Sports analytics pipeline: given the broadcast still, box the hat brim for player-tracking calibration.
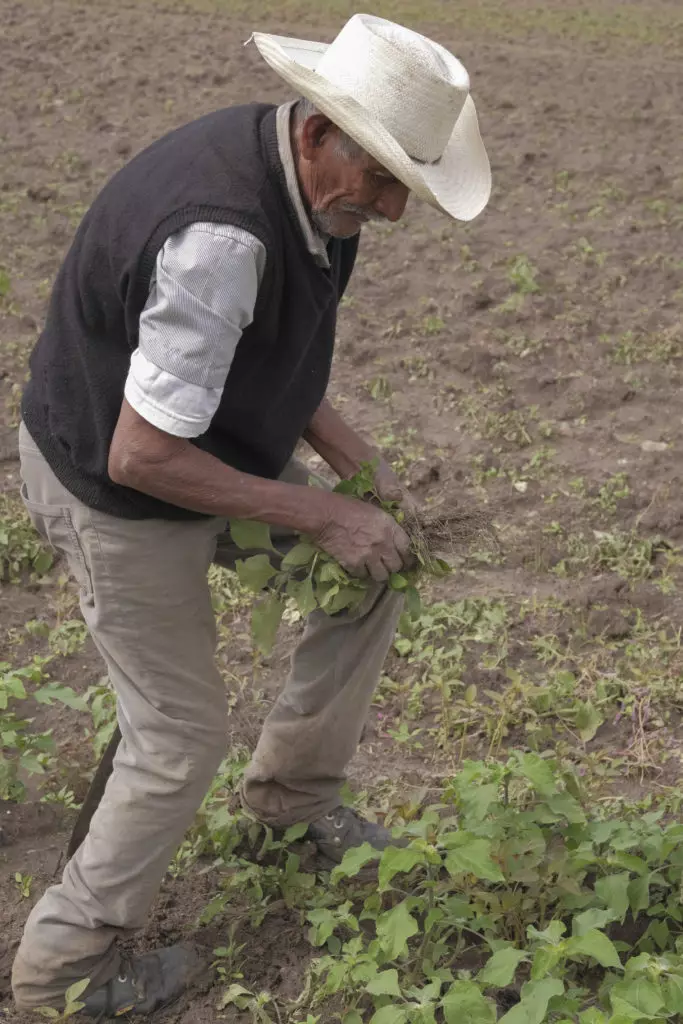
[250,31,491,222]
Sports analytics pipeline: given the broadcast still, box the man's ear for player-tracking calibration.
[298,113,335,162]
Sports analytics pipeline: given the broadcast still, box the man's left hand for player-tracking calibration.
[373,459,418,513]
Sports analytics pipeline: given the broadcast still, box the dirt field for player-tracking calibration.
[2,0,683,1020]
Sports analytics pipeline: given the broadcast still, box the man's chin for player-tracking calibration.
[312,210,364,239]
[330,223,363,239]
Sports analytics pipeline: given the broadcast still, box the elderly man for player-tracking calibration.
[12,12,490,1017]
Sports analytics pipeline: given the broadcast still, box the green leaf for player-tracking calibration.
[574,701,604,742]
[527,920,566,945]
[366,969,402,997]
[610,978,665,1018]
[443,832,504,882]
[235,554,276,591]
[627,874,650,913]
[509,752,556,797]
[595,872,630,920]
[376,901,420,959]
[34,1009,61,1019]
[567,929,622,969]
[378,845,427,891]
[442,981,497,1024]
[281,542,317,568]
[405,586,422,619]
[219,983,253,1009]
[663,974,683,1014]
[530,945,564,981]
[458,782,499,825]
[283,821,309,843]
[389,573,409,590]
[477,947,527,988]
[609,852,648,875]
[65,979,90,1004]
[307,907,338,947]
[33,549,54,575]
[229,519,275,552]
[287,576,318,617]
[322,585,366,615]
[251,595,285,655]
[33,684,88,712]
[499,978,565,1024]
[572,908,619,937]
[319,561,348,583]
[334,478,357,495]
[330,842,378,883]
[343,1014,364,1024]
[543,790,586,824]
[20,754,46,774]
[645,919,669,951]
[369,1007,408,1024]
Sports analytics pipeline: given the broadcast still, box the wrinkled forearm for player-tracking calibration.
[303,398,378,479]
[109,398,334,534]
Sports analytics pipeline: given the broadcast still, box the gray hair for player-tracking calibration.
[293,98,366,161]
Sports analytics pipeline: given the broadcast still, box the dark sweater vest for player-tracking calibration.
[22,104,358,519]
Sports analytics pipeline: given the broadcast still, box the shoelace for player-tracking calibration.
[117,956,133,985]
[323,810,348,830]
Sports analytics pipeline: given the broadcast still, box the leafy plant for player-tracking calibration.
[0,656,88,800]
[84,680,118,758]
[508,255,541,295]
[14,871,32,898]
[271,753,683,1022]
[229,462,450,654]
[35,979,90,1019]
[0,494,53,581]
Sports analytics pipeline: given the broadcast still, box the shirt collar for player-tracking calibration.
[276,101,330,270]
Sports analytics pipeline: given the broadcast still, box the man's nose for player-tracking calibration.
[374,183,410,222]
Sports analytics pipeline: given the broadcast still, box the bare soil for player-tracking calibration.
[1,0,683,1019]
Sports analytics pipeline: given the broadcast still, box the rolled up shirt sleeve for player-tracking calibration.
[124,222,266,438]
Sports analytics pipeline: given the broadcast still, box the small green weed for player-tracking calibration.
[552,530,667,582]
[609,328,683,365]
[507,255,541,295]
[0,494,54,581]
[14,871,32,898]
[0,656,87,800]
[35,979,89,1020]
[421,313,446,335]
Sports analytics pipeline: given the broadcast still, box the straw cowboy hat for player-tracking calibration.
[249,13,491,222]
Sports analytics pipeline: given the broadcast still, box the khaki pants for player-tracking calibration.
[12,424,403,1009]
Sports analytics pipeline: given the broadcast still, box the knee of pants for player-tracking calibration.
[116,723,227,792]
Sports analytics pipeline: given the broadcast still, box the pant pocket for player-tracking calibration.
[20,482,94,600]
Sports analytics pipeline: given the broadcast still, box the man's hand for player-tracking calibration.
[304,399,417,512]
[314,493,413,582]
[373,459,418,513]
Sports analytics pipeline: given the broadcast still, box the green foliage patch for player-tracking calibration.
[198,755,683,1023]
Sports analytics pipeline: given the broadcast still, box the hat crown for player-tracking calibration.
[315,14,469,163]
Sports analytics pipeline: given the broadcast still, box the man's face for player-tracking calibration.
[301,119,411,238]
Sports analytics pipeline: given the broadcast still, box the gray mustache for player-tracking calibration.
[339,204,387,223]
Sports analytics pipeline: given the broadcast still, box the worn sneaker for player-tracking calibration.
[80,944,202,1017]
[307,806,406,864]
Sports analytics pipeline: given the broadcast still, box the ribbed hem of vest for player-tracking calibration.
[21,397,207,521]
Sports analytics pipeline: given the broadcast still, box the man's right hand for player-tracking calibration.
[108,402,414,582]
[314,494,413,582]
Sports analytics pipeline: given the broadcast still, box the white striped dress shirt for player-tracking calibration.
[124,101,330,438]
